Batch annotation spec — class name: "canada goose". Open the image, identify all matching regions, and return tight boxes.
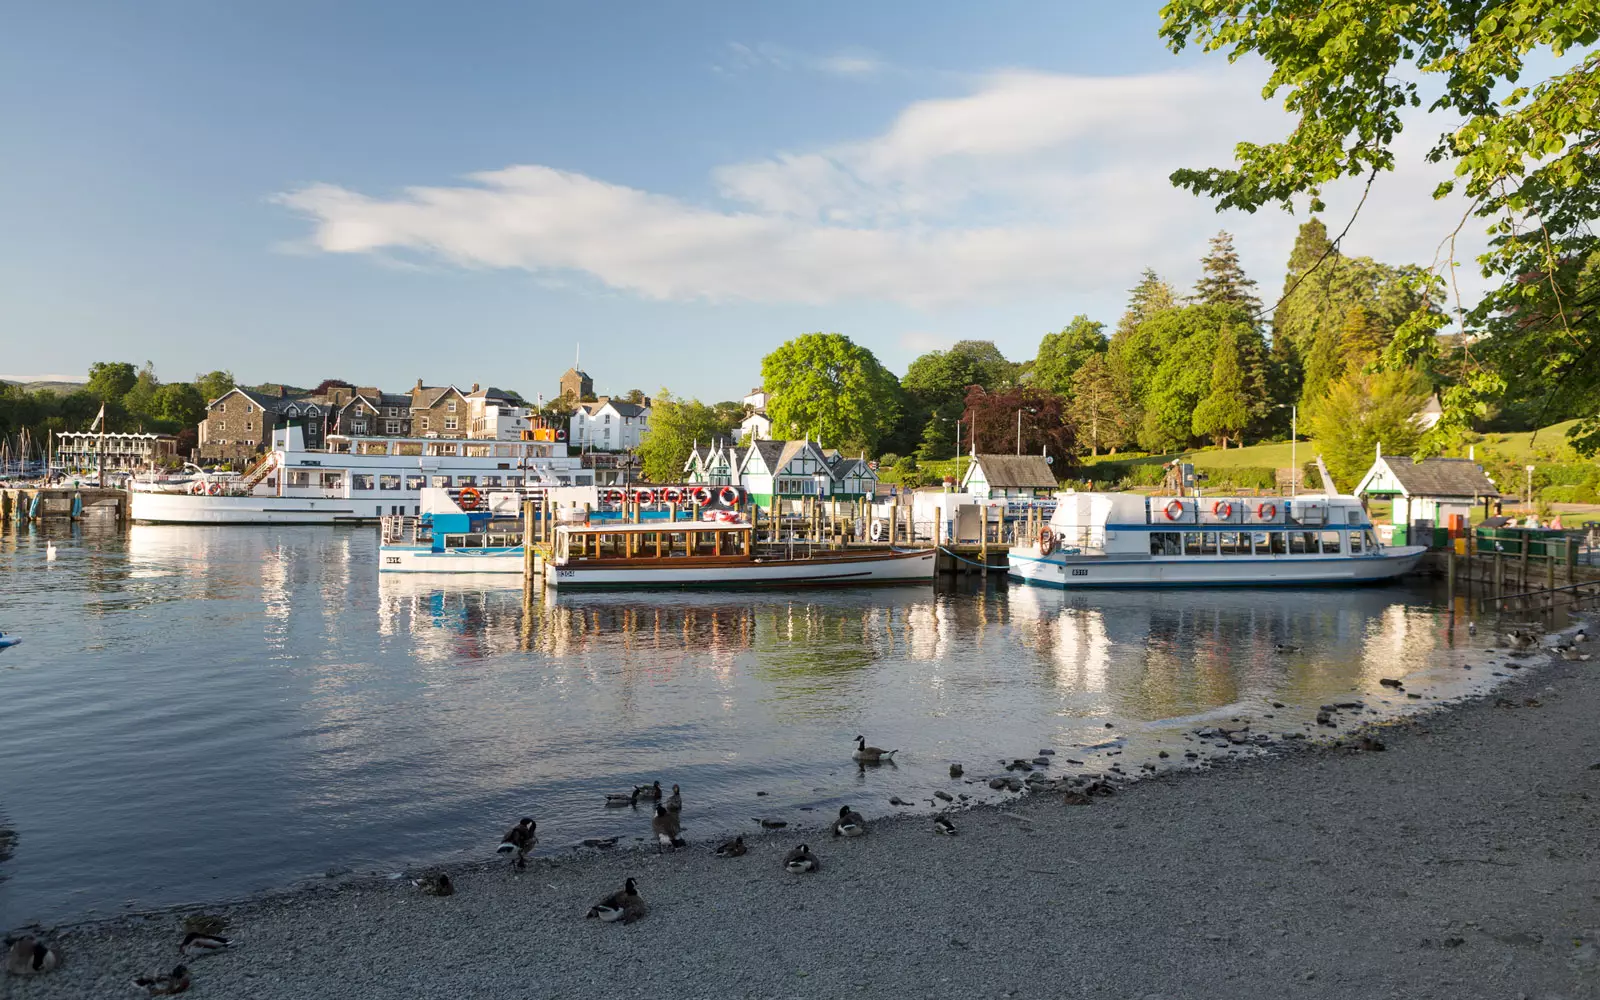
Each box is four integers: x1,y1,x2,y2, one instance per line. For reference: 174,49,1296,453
634,781,663,800
831,805,867,838
586,877,646,923
753,817,788,829
652,806,685,850
134,965,191,995
5,935,60,975
665,784,682,813
411,872,454,897
949,763,963,778
496,817,537,869
852,736,897,763
1466,620,1477,635
713,835,746,858
1274,643,1301,654
178,932,230,957
933,816,958,836
784,844,820,873
605,790,640,807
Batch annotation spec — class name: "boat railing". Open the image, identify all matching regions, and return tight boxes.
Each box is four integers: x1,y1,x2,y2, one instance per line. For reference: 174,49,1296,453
381,515,426,545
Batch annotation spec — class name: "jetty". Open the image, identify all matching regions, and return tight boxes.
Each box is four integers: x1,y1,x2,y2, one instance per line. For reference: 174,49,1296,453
1,486,129,526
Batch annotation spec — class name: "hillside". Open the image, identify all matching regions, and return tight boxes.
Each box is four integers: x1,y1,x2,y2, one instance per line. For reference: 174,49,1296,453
0,379,89,395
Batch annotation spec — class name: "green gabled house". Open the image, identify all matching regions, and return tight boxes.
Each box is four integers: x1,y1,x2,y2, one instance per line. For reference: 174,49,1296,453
736,440,878,509
683,439,738,486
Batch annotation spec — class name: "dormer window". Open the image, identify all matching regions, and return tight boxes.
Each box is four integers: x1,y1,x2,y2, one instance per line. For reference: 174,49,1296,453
447,401,457,413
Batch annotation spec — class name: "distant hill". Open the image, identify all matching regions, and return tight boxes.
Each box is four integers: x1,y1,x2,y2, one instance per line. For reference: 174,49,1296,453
1,379,89,395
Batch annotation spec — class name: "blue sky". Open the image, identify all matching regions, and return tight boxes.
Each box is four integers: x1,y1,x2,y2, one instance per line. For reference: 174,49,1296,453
0,2,1482,401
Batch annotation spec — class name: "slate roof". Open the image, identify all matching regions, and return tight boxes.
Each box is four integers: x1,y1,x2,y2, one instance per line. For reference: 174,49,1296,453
966,454,1057,488
1374,456,1501,498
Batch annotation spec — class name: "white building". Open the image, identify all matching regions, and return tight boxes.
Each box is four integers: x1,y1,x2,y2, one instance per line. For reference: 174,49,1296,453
739,387,772,441
471,402,533,441
569,398,652,452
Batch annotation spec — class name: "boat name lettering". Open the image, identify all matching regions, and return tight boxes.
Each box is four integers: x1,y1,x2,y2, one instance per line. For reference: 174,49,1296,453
384,557,401,565
1071,568,1090,577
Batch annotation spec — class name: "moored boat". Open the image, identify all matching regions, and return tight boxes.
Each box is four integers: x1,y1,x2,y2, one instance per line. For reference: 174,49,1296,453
380,486,595,573
1008,491,1425,588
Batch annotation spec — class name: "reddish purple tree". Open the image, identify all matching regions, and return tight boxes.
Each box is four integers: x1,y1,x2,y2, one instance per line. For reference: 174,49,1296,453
962,385,1078,468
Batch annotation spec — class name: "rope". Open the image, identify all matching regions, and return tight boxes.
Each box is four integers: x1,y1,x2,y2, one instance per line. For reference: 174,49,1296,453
938,546,1000,570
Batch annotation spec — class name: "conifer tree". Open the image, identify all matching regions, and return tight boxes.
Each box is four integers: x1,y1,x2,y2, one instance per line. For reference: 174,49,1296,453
1115,268,1178,338
1191,231,1261,313
1192,326,1251,448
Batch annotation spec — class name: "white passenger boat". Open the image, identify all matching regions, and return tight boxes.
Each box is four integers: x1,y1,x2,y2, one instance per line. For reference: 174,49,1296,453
546,521,936,590
130,426,591,525
379,486,595,573
1008,491,1426,588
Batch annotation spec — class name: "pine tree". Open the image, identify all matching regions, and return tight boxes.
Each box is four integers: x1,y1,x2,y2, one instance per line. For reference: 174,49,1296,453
1191,231,1261,313
1115,268,1178,338
1191,327,1251,448
1068,355,1132,456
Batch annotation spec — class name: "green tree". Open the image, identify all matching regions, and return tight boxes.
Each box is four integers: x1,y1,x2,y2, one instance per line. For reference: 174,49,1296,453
761,333,902,452
86,362,137,402
895,340,1013,454
635,391,731,482
1116,268,1178,338
915,414,956,463
1339,304,1387,375
1159,0,1600,454
1031,316,1107,397
122,361,161,423
1068,355,1134,455
1306,368,1431,492
193,371,236,404
1191,231,1261,313
1192,327,1251,448
154,382,207,427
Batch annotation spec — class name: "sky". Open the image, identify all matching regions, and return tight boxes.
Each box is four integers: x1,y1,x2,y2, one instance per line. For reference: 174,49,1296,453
0,1,1491,402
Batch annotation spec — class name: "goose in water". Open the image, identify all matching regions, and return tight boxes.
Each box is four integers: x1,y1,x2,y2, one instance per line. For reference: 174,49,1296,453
605,790,640,808
652,806,685,850
713,835,746,858
134,965,191,995
496,817,537,869
852,736,897,763
5,935,60,975
831,805,867,838
634,780,663,800
784,844,820,873
933,816,958,836
178,932,230,957
1273,643,1301,654
665,784,682,813
586,878,646,923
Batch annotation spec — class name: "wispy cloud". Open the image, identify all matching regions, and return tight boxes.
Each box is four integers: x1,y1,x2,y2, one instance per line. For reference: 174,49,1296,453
713,41,887,78
275,64,1488,311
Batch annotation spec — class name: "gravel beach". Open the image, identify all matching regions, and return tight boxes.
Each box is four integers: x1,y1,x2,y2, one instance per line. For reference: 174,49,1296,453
7,622,1597,1000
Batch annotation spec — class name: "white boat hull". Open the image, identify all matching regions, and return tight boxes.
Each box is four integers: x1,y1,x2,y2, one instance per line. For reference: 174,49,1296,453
1007,545,1428,588
547,549,936,589
131,492,388,525
380,545,525,574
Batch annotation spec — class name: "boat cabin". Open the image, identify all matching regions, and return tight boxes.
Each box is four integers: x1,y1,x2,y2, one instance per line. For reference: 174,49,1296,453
553,521,755,564
1045,491,1380,558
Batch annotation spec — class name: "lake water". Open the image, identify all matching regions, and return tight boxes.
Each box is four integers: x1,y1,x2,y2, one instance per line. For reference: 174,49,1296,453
0,518,1507,927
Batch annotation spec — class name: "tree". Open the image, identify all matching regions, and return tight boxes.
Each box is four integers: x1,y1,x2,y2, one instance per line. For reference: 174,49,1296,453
1159,1,1600,454
1339,304,1387,375
1068,355,1134,455
915,414,956,462
761,333,902,452
86,362,136,402
635,391,731,482
153,382,207,427
311,378,354,397
193,371,236,404
894,340,1013,455
1030,316,1107,397
122,361,161,423
962,385,1077,466
1306,368,1431,492
1116,268,1178,338
1191,231,1261,313
624,389,647,405
1192,327,1251,448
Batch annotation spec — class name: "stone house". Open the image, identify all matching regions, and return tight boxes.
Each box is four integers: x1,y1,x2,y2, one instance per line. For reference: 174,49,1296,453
198,387,294,462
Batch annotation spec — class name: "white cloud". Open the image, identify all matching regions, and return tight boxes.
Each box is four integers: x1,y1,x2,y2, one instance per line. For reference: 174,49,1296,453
275,64,1489,312
714,42,886,78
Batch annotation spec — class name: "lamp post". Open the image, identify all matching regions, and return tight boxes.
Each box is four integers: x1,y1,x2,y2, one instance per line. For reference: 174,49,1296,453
1525,464,1534,510
1274,403,1298,495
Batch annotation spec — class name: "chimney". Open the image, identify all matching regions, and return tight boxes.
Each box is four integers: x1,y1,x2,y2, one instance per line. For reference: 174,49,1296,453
472,382,480,393
278,386,287,398
415,378,424,391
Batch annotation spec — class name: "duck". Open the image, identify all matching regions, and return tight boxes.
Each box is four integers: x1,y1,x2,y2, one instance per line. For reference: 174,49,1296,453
134,965,191,995
411,872,454,897
784,843,820,873
605,789,640,808
585,877,646,924
5,935,60,975
652,805,685,851
831,805,867,838
178,931,230,957
1273,643,1301,654
665,784,682,813
852,735,897,763
933,816,958,836
634,780,663,800
713,835,746,858
496,817,537,869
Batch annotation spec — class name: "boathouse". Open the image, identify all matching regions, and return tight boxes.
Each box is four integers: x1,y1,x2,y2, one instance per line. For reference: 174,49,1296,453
1354,455,1500,538
960,454,1058,501
54,431,179,472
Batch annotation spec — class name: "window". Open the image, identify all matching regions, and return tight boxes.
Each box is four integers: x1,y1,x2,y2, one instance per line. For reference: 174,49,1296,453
217,401,227,413
420,417,430,430
320,472,344,490
1251,531,1270,554
1218,531,1247,555
1268,531,1287,555
457,476,476,487
405,475,425,491
447,400,456,412
1347,509,1362,525
288,471,311,488
352,474,374,490
384,420,401,435
482,475,501,487
1149,531,1182,555
444,417,458,431
1289,532,1311,555
1319,531,1343,554
604,415,612,424
379,475,401,491
352,421,367,434
1364,530,1378,550
1349,532,1363,554
217,421,228,432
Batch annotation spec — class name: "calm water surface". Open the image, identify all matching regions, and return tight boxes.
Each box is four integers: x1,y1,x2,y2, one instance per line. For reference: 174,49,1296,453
0,519,1506,926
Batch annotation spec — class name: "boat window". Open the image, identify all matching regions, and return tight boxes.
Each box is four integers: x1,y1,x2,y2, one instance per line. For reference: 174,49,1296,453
482,475,502,487
1346,509,1362,525
666,531,688,556
1183,532,1203,556
1319,531,1343,554
405,475,425,491
289,471,311,488
1289,532,1311,555
352,474,374,490
1217,531,1244,555
380,474,401,490
1349,531,1363,553
430,475,451,488
321,471,344,490
457,476,476,487
1250,531,1269,554
1149,531,1182,556
1364,530,1378,549
1268,531,1287,555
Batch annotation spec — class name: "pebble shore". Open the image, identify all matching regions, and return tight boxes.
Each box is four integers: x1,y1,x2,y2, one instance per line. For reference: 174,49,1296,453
7,621,1598,999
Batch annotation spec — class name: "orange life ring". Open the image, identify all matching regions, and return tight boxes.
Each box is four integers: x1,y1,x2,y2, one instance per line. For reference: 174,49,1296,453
207,482,223,496
662,487,682,504
634,488,656,505
190,481,206,495
1257,502,1277,520
718,486,740,506
1039,526,1056,556
457,486,482,510
692,486,711,505
1213,500,1233,519
604,488,624,505
1164,500,1184,521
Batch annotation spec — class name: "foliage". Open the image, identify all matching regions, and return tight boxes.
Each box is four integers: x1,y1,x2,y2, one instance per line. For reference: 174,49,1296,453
311,378,354,396
1030,316,1107,396
1116,268,1179,338
761,333,903,453
897,340,1014,455
1305,368,1431,492
1158,0,1600,455
634,391,734,483
961,384,1077,468
1192,326,1251,447
193,371,236,404
1068,355,1135,456
1191,231,1261,312
1119,303,1265,452
86,362,136,402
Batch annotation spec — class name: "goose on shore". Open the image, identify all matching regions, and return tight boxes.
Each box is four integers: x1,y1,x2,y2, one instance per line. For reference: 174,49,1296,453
933,816,958,836
852,736,897,763
634,781,663,800
665,784,682,813
586,878,646,923
713,835,746,858
605,790,640,808
1273,643,1301,654
496,817,537,869
178,932,230,957
5,935,60,975
133,965,191,995
652,806,685,850
784,844,820,873
831,805,867,838
411,872,454,897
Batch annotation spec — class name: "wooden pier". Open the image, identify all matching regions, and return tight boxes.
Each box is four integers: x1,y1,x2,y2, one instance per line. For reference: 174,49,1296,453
1,487,129,526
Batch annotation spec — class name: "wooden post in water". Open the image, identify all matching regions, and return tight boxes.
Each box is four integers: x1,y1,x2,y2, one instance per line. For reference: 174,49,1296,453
980,506,989,578
1519,533,1529,590
523,499,534,582
1446,546,1455,606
